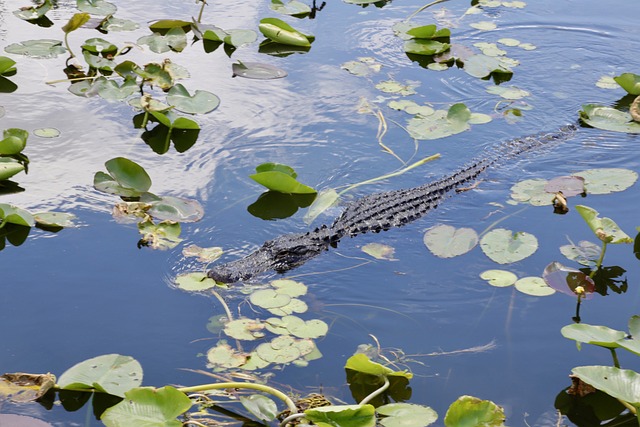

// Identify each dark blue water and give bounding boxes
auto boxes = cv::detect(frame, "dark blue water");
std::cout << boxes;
[1,0,640,425]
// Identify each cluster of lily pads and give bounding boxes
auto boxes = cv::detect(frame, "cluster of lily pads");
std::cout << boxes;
[581,72,640,134]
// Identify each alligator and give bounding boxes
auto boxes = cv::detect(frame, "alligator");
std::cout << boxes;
[207,125,578,284]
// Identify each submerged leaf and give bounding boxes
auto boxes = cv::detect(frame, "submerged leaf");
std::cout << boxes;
[303,188,340,224]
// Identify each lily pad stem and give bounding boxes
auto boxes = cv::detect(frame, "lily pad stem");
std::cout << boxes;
[616,398,637,416]
[196,0,207,24]
[338,154,440,196]
[64,33,76,59]
[178,382,297,415]
[280,413,306,427]
[359,376,390,406]
[590,241,607,278]
[405,0,450,22]
[609,348,620,369]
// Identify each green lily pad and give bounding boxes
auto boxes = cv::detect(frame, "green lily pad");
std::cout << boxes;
[470,21,497,31]
[81,37,117,55]
[377,403,438,427]
[0,57,16,76]
[345,353,412,379]
[375,80,418,96]
[596,75,619,89]
[559,240,600,267]
[93,77,138,101]
[0,128,28,155]
[444,395,505,427]
[250,289,291,309]
[341,57,382,77]
[303,187,339,224]
[182,245,223,263]
[148,19,191,32]
[34,212,76,228]
[224,318,266,341]
[575,205,632,244]
[479,269,517,287]
[404,40,450,56]
[58,354,142,397]
[101,386,192,427]
[614,73,640,95]
[0,203,35,227]
[0,158,25,181]
[509,178,552,205]
[480,228,538,264]
[573,168,638,195]
[77,0,117,15]
[138,28,187,53]
[514,276,555,296]
[83,51,116,71]
[271,279,307,297]
[138,220,182,250]
[145,195,203,222]
[388,100,434,116]
[33,128,60,138]
[462,54,513,79]
[270,0,312,17]
[362,243,397,260]
[62,12,90,33]
[255,335,311,364]
[571,366,640,406]
[259,17,314,47]
[232,61,288,79]
[174,272,218,291]
[486,85,530,99]
[13,0,52,21]
[4,39,66,58]
[497,38,520,47]
[166,84,220,114]
[265,315,328,339]
[561,323,626,349]
[105,157,152,194]
[206,342,247,370]
[423,224,478,258]
[474,42,506,57]
[266,298,308,316]
[579,104,640,133]
[406,104,482,140]
[305,404,376,427]
[99,16,139,32]
[250,163,316,194]
[240,394,278,423]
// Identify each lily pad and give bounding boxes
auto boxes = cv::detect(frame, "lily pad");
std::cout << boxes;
[250,289,291,309]
[34,212,76,228]
[375,80,418,96]
[470,21,497,31]
[423,224,478,258]
[514,276,555,296]
[77,0,116,15]
[305,404,376,427]
[182,245,223,263]
[573,168,637,195]
[4,39,66,58]
[544,175,585,197]
[561,324,626,349]
[0,204,35,227]
[61,12,90,33]
[174,272,218,291]
[0,128,28,155]
[362,243,397,260]
[479,269,517,287]
[462,54,513,79]
[99,16,139,32]
[303,188,339,224]
[444,396,505,427]
[497,38,520,47]
[250,163,316,194]
[94,77,139,101]
[613,73,640,95]
[579,104,640,133]
[58,354,142,397]
[480,228,538,264]
[105,157,151,194]
[575,205,633,244]
[272,279,307,297]
[232,61,287,79]
[13,0,52,21]
[474,42,506,57]
[270,0,311,17]
[404,40,450,56]
[377,403,438,427]
[259,17,314,47]
[206,342,247,370]
[559,240,600,267]
[596,75,619,89]
[240,394,278,423]
[0,57,15,76]
[138,28,187,53]
[509,178,552,205]
[166,84,220,114]
[265,315,328,339]
[224,318,266,341]
[0,158,25,181]
[101,386,192,427]
[486,85,529,99]
[341,57,382,77]
[138,220,182,250]
[571,366,640,406]
[33,128,60,138]
[255,335,312,364]
[542,261,595,297]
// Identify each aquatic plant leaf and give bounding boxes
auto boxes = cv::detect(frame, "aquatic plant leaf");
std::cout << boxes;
[182,245,223,263]
[444,396,505,427]
[479,269,517,287]
[240,394,278,422]
[166,84,219,114]
[542,261,595,297]
[94,77,138,101]
[250,289,291,309]
[4,39,66,58]
[423,225,478,258]
[0,57,16,76]
[362,243,397,260]
[101,386,191,427]
[497,38,520,47]
[486,85,529,99]
[267,298,308,316]
[406,25,450,40]
[407,110,470,140]
[93,172,142,198]
[404,40,450,56]
[572,366,640,406]
[509,178,552,205]
[104,157,151,193]
[34,212,76,228]
[100,16,139,32]
[33,128,60,138]
[13,0,52,20]
[232,61,287,79]
[255,336,311,364]
[595,76,618,89]
[473,42,506,57]
[560,240,600,267]
[575,205,632,244]
[138,28,187,53]
[146,196,203,222]
[0,128,28,155]
[303,188,339,224]
[480,228,537,264]
[561,324,625,349]
[138,220,182,250]
[270,0,311,17]
[377,403,438,427]
[544,175,584,197]
[83,51,116,70]
[573,168,638,195]
[0,158,25,180]
[77,0,116,15]
[266,315,328,339]
[629,316,640,339]
[62,12,90,33]
[250,163,316,194]
[462,54,513,79]
[388,100,434,116]
[614,73,640,95]
[259,18,313,47]
[305,404,376,427]
[272,279,307,297]
[0,414,52,426]
[81,37,117,55]
[375,80,418,96]
[0,204,35,227]
[579,104,640,133]
[514,276,555,296]
[470,21,497,31]
[174,272,218,291]
[341,58,381,76]
[148,19,191,32]
[58,354,142,397]
[207,342,247,369]
[224,318,266,341]
[345,354,412,379]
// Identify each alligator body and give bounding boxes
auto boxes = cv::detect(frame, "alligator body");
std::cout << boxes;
[208,125,577,284]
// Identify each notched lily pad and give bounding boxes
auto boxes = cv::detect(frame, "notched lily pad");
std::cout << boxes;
[514,276,555,296]
[573,168,637,195]
[224,318,266,341]
[543,261,595,297]
[207,342,248,370]
[579,104,640,133]
[479,269,517,287]
[424,224,478,258]
[175,272,218,291]
[4,39,66,58]
[480,228,537,264]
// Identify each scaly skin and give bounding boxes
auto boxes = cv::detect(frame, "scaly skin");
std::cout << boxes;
[208,125,577,283]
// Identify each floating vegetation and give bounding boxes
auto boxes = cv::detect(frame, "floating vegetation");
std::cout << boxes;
[341,57,382,77]
[259,17,314,47]
[232,61,288,79]
[423,224,478,258]
[479,228,538,264]
[250,162,317,194]
[361,242,397,260]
